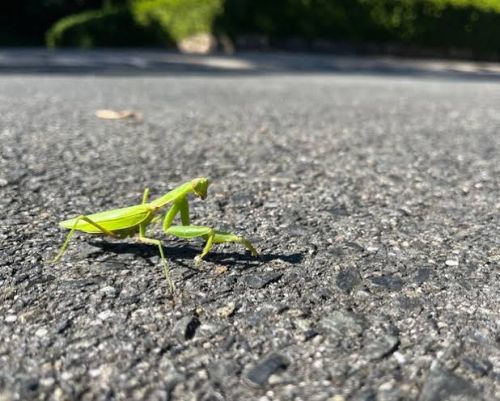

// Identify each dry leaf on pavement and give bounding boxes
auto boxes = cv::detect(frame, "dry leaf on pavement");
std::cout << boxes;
[95,109,143,122]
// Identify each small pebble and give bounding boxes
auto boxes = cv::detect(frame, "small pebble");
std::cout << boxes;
[243,272,283,289]
[61,372,73,381]
[393,351,406,365]
[336,268,362,293]
[35,327,48,337]
[216,302,236,318]
[419,366,478,401]
[5,315,17,323]
[40,377,55,387]
[99,286,117,296]
[319,310,367,338]
[370,275,404,291]
[173,316,200,340]
[245,353,289,387]
[97,310,114,320]
[366,335,399,361]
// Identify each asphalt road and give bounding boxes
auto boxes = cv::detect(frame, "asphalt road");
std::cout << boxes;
[0,51,499,401]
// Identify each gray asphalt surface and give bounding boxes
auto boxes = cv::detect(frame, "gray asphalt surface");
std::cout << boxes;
[0,51,499,401]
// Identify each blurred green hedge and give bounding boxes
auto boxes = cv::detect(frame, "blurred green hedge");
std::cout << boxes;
[46,0,222,47]
[131,0,222,42]
[46,6,166,48]
[219,0,500,55]
[45,0,500,58]
[359,0,500,53]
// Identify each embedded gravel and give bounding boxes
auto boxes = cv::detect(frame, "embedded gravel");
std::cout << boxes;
[0,58,499,401]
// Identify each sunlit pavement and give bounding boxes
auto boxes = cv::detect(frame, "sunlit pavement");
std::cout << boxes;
[1,50,499,400]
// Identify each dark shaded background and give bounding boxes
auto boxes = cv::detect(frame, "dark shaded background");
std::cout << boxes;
[0,0,102,45]
[3,0,500,60]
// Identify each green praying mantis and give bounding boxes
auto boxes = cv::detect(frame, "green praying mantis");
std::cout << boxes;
[49,177,258,290]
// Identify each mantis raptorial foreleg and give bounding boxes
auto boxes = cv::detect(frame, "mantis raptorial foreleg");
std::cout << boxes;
[178,197,190,226]
[162,202,179,231]
[162,196,190,231]
[49,215,118,263]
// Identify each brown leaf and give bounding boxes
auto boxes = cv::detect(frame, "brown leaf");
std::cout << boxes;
[214,265,228,275]
[95,109,143,122]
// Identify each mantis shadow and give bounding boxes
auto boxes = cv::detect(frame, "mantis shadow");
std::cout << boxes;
[87,240,304,268]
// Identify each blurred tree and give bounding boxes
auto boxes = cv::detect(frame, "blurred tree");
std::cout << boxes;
[130,0,223,42]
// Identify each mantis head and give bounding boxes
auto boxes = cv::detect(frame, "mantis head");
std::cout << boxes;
[191,177,210,200]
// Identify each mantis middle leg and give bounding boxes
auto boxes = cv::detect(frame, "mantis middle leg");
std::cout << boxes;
[142,188,150,204]
[195,230,215,266]
[195,231,259,265]
[213,232,259,258]
[139,222,174,292]
[49,215,118,263]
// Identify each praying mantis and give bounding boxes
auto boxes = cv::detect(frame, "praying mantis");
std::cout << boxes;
[49,177,258,290]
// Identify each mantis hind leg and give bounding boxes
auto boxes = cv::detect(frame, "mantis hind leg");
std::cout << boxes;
[212,231,259,257]
[165,225,258,267]
[138,224,174,292]
[195,230,215,267]
[196,230,258,266]
[48,215,117,264]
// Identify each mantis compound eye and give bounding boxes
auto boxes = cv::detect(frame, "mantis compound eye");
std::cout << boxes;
[191,177,210,200]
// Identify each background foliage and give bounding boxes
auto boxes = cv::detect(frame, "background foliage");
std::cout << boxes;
[218,0,500,56]
[131,0,222,43]
[46,7,166,48]
[2,0,500,58]
[1,0,101,45]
